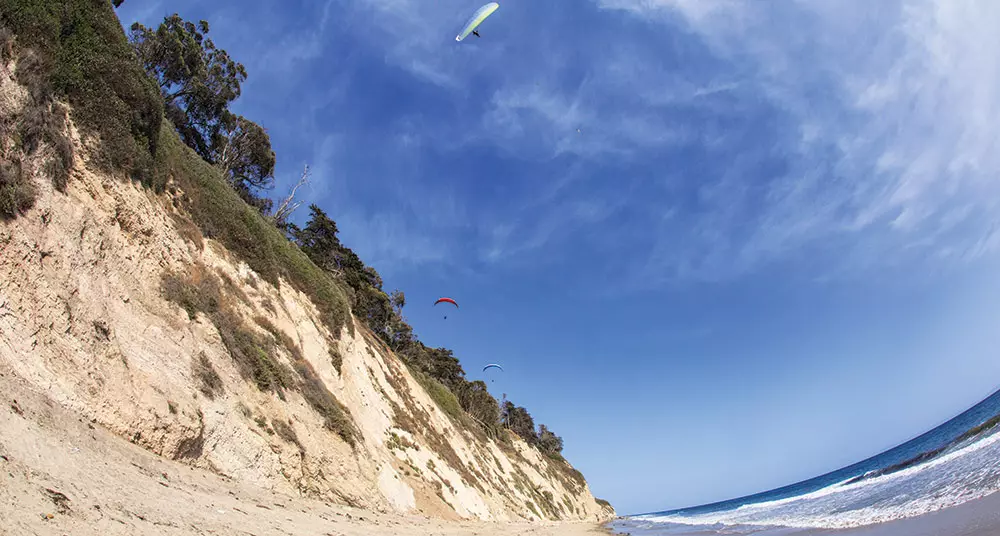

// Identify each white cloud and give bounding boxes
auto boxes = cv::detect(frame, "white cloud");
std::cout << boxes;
[598,0,744,22]
[296,131,469,276]
[596,0,1000,282]
[253,1,336,74]
[346,0,476,87]
[281,0,1000,285]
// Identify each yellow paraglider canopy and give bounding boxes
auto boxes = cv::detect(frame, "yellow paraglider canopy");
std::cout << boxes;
[456,3,500,42]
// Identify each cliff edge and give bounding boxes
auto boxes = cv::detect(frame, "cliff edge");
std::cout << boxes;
[0,0,614,528]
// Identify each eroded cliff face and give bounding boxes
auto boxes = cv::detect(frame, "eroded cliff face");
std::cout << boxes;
[0,62,614,524]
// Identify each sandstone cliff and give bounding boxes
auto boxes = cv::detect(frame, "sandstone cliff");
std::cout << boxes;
[0,33,614,526]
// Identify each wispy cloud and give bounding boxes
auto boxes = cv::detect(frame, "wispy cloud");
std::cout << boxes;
[122,0,1000,288]
[345,0,477,88]
[251,1,337,76]
[593,0,1000,284]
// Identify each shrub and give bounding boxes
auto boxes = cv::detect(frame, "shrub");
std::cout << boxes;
[255,316,358,446]
[155,127,350,336]
[526,501,540,518]
[293,357,357,446]
[192,351,223,399]
[160,267,288,395]
[160,266,221,320]
[271,419,302,450]
[0,0,164,182]
[329,346,343,374]
[213,308,290,395]
[2,33,74,194]
[415,371,463,424]
[0,158,34,218]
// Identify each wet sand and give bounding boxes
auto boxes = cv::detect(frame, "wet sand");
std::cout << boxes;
[828,491,1000,536]
[609,491,1000,536]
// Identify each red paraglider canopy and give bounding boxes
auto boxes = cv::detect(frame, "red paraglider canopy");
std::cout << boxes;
[434,297,459,308]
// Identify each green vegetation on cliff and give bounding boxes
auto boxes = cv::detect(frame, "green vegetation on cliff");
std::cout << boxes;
[0,0,576,468]
[1,0,161,183]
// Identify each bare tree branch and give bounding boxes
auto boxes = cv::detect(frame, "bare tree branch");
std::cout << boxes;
[272,164,310,229]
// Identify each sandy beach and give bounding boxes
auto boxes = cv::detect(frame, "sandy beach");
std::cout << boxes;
[0,369,609,536]
[8,359,1000,536]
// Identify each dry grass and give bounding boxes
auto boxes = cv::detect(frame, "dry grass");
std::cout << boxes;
[380,354,486,494]
[329,346,343,374]
[254,315,358,446]
[217,270,251,308]
[1,0,163,182]
[0,158,34,218]
[271,418,303,451]
[192,351,223,400]
[160,265,221,321]
[169,211,204,250]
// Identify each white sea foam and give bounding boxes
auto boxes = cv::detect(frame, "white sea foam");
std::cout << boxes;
[638,430,1000,529]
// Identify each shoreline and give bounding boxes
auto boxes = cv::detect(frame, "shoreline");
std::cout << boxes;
[608,490,1000,536]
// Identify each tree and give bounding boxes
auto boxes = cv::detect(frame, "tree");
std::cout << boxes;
[129,15,274,199]
[129,15,246,158]
[425,347,466,390]
[458,381,502,433]
[383,289,413,351]
[212,112,276,195]
[293,204,349,273]
[292,205,402,345]
[113,0,125,7]
[232,181,273,214]
[390,289,406,312]
[502,401,538,444]
[537,424,564,454]
[271,165,310,232]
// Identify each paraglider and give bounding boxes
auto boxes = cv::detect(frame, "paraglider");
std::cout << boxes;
[456,2,500,42]
[483,363,503,383]
[435,297,458,319]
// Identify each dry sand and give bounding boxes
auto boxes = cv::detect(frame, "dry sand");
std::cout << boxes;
[0,368,609,536]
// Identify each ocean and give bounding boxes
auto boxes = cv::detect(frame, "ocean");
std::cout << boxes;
[610,387,1000,535]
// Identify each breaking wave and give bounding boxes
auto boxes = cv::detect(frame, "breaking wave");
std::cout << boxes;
[621,388,1000,533]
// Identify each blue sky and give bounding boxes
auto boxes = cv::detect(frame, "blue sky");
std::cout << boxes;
[116,0,1000,516]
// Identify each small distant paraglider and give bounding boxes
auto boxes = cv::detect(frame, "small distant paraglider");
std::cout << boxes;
[435,297,459,319]
[483,363,503,383]
[456,2,500,42]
